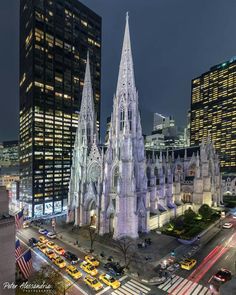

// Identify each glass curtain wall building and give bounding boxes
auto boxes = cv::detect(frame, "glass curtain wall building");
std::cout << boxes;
[190,57,236,173]
[20,0,101,217]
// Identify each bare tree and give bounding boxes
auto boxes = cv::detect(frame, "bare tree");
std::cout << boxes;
[16,265,66,295]
[114,237,135,267]
[84,220,97,253]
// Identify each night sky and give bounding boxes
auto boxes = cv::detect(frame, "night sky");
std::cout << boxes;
[1,0,236,141]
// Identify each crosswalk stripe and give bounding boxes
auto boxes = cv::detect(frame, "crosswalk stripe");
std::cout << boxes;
[179,281,198,295]
[177,280,193,295]
[172,279,188,295]
[162,276,180,291]
[201,287,209,295]
[130,279,151,291]
[159,277,172,289]
[191,284,204,295]
[112,289,128,295]
[122,285,142,295]
[167,277,184,293]
[126,281,149,293]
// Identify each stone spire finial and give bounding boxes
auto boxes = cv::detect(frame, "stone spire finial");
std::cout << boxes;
[116,12,135,95]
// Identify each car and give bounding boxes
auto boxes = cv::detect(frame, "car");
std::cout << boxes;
[52,256,66,268]
[37,242,47,253]
[180,258,197,270]
[66,265,82,279]
[45,249,56,259]
[232,215,236,219]
[84,275,103,291]
[208,276,222,294]
[28,237,39,247]
[64,251,79,264]
[47,241,56,249]
[99,273,121,289]
[223,222,233,229]
[80,261,98,276]
[39,236,48,243]
[47,232,57,239]
[38,228,48,235]
[213,269,232,282]
[54,246,65,255]
[85,255,99,267]
[104,262,124,277]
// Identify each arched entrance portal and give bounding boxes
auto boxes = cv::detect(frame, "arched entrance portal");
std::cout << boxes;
[182,193,192,203]
[109,213,114,233]
[88,200,97,228]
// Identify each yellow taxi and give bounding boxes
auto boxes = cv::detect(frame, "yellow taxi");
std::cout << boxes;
[54,246,65,255]
[180,258,197,270]
[52,256,66,268]
[66,265,82,280]
[80,261,98,276]
[85,255,100,267]
[37,242,47,253]
[84,275,103,291]
[47,241,55,249]
[99,273,121,289]
[45,249,56,259]
[39,236,48,243]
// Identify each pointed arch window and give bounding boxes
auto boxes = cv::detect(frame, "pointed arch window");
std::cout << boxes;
[120,107,125,131]
[113,166,119,191]
[87,125,91,144]
[128,107,132,131]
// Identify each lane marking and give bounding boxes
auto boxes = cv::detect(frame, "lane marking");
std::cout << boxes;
[130,279,151,291]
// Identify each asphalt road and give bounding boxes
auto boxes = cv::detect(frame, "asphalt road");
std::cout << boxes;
[17,227,153,295]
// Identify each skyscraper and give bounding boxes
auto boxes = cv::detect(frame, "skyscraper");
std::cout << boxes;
[19,0,101,217]
[190,57,236,173]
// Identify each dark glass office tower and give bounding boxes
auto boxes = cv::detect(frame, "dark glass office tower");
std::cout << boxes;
[190,57,236,173]
[19,0,101,217]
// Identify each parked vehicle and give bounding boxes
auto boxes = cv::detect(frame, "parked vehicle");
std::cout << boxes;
[47,232,57,239]
[28,237,38,247]
[38,228,48,235]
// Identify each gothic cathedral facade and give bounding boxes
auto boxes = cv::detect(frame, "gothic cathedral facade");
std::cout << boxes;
[67,14,221,239]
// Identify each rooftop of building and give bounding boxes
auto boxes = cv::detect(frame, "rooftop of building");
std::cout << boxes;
[193,56,236,80]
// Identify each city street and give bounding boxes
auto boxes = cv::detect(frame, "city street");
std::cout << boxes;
[16,214,236,295]
[156,215,236,295]
[17,227,152,295]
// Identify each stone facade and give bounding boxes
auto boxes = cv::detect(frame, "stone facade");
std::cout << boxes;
[222,176,236,196]
[67,14,222,239]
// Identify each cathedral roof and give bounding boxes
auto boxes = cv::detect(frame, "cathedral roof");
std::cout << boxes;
[146,146,200,160]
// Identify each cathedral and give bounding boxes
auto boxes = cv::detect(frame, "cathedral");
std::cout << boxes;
[67,14,222,239]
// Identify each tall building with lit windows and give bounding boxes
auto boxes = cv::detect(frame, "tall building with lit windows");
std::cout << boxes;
[19,0,101,217]
[190,57,236,173]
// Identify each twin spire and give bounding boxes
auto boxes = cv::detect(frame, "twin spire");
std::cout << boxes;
[116,12,136,95]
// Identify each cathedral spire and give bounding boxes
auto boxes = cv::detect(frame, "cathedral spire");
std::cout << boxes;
[79,51,95,145]
[116,12,135,95]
